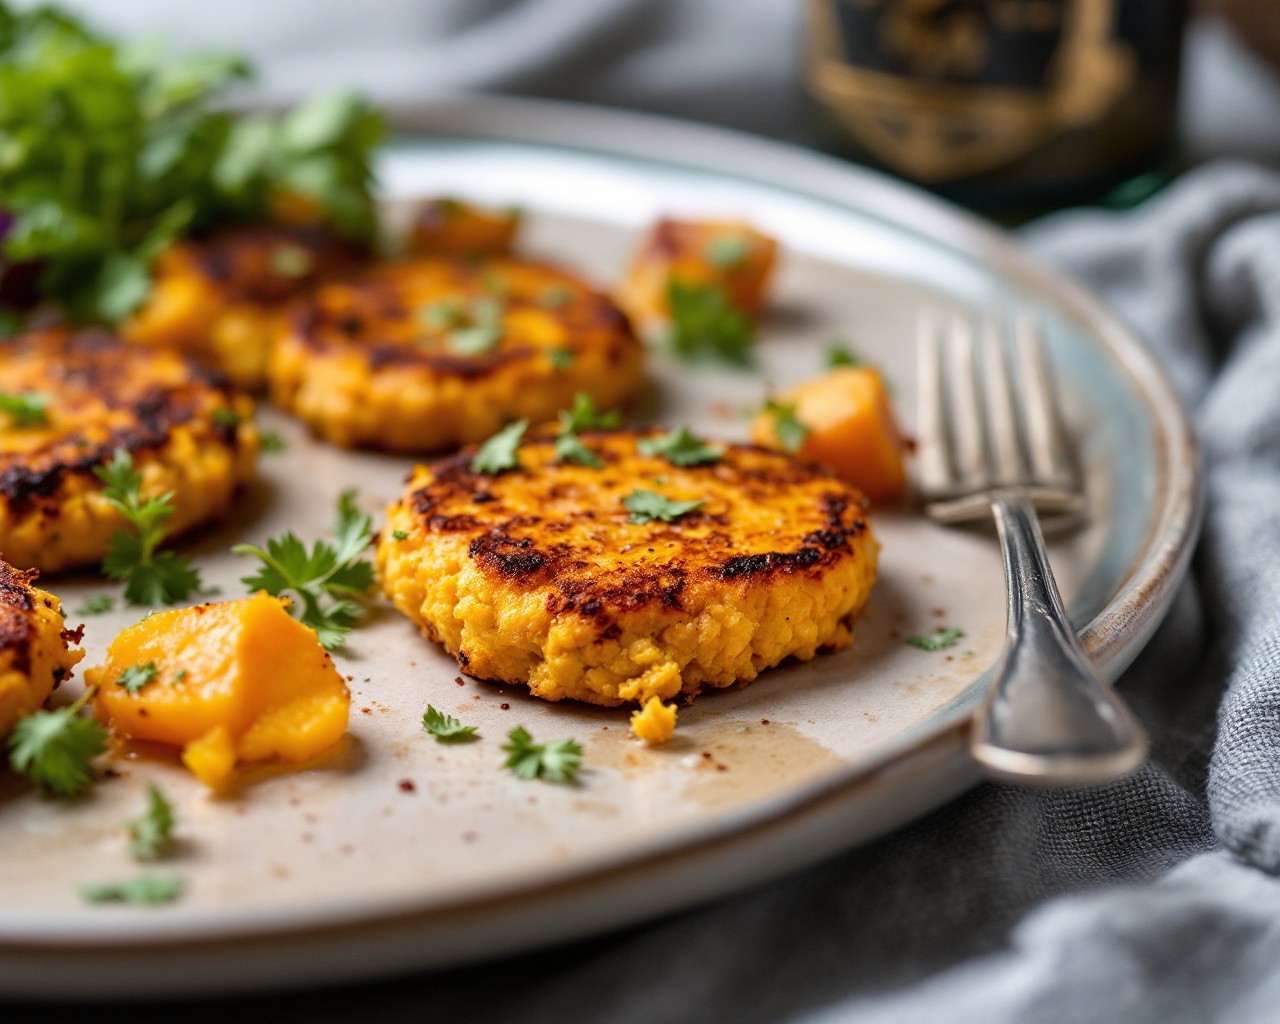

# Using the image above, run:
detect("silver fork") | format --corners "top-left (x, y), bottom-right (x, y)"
top-left (917, 312), bottom-right (1147, 785)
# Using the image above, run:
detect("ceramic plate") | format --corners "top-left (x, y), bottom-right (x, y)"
top-left (0, 98), bottom-right (1199, 999)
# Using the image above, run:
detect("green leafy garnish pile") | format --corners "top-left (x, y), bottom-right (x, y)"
top-left (905, 627), bottom-right (965, 651)
top-left (0, 2), bottom-right (384, 323)
top-left (233, 489), bottom-right (376, 650)
top-left (7, 686), bottom-right (107, 797)
top-left (128, 784), bottom-right (176, 860)
top-left (501, 726), bottom-right (583, 783)
top-left (665, 279), bottom-right (754, 367)
top-left (637, 427), bottom-right (722, 467)
top-left (94, 449), bottom-right (204, 606)
top-left (763, 399), bottom-right (810, 454)
top-left (0, 389), bottom-right (50, 427)
top-left (623, 489), bottom-right (705, 525)
top-left (422, 705), bottom-right (479, 743)
top-left (472, 420), bottom-right (528, 475)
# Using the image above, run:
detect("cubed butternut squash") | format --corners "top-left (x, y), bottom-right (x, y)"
top-left (408, 198), bottom-right (521, 257)
top-left (752, 366), bottom-right (907, 504)
top-left (619, 219), bottom-right (778, 327)
top-left (86, 593), bottom-right (350, 791)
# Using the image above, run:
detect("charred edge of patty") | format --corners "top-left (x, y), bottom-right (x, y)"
top-left (186, 224), bottom-right (371, 302)
top-left (0, 562), bottom-right (39, 672)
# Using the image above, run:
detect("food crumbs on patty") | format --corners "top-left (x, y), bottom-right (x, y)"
top-left (377, 426), bottom-right (879, 729)
top-left (630, 696), bottom-right (677, 745)
top-left (0, 328), bottom-right (259, 574)
top-left (121, 224), bottom-right (369, 391)
top-left (0, 558), bottom-right (85, 738)
top-left (269, 254), bottom-right (644, 452)
top-left (85, 593), bottom-right (351, 792)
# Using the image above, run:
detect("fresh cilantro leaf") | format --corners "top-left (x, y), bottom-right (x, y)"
top-left (7, 689), bottom-right (107, 798)
top-left (74, 595), bottom-right (117, 616)
top-left (269, 244), bottom-right (313, 277)
top-left (637, 427), bottom-right (723, 467)
top-left (825, 343), bottom-right (862, 368)
top-left (259, 431), bottom-right (287, 453)
top-left (116, 662), bottom-right (159, 695)
top-left (501, 726), bottom-right (583, 783)
top-left (422, 705), bottom-right (479, 743)
top-left (471, 420), bottom-right (527, 475)
top-left (905, 627), bottom-right (965, 652)
top-left (623, 489), bottom-right (704, 525)
top-left (391, 530), bottom-right (408, 541)
top-left (665, 280), bottom-right (754, 367)
top-left (537, 286), bottom-right (572, 308)
top-left (94, 449), bottom-right (204, 606)
top-left (81, 874), bottom-right (185, 906)
top-left (558, 393), bottom-right (622, 434)
top-left (703, 232), bottom-right (751, 270)
top-left (547, 347), bottom-right (574, 370)
top-left (0, 390), bottom-right (50, 427)
top-left (128, 784), bottom-right (176, 860)
top-left (233, 490), bottom-right (375, 650)
top-left (764, 399), bottom-right (810, 454)
top-left (555, 432), bottom-right (603, 468)
top-left (211, 406), bottom-right (242, 429)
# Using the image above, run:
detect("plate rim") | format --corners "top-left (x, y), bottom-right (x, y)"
top-left (0, 95), bottom-right (1202, 993)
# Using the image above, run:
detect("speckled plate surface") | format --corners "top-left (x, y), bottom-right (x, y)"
top-left (0, 98), bottom-right (1199, 999)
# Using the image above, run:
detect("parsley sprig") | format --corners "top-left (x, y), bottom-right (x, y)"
top-left (0, 389), bottom-right (50, 427)
top-left (623, 489), bottom-right (705, 525)
top-left (472, 420), bottom-right (528, 475)
top-left (502, 726), bottom-right (583, 783)
top-left (637, 427), bottom-right (722, 467)
top-left (233, 490), bottom-right (376, 650)
top-left (422, 705), bottom-right (479, 743)
top-left (665, 279), bottom-right (754, 367)
top-left (116, 662), bottom-right (159, 695)
top-left (763, 399), bottom-right (810, 454)
top-left (128, 784), bottom-right (176, 860)
top-left (7, 685), bottom-right (107, 797)
top-left (94, 449), bottom-right (204, 606)
top-left (553, 392), bottom-right (621, 468)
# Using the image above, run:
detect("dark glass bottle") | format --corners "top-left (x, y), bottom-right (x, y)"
top-left (804, 0), bottom-right (1188, 216)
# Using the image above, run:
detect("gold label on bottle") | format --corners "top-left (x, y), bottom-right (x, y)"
top-left (807, 0), bottom-right (1137, 183)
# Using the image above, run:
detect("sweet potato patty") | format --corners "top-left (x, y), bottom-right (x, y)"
top-left (122, 224), bottom-right (369, 390)
top-left (377, 429), bottom-right (879, 707)
top-left (0, 559), bottom-right (84, 737)
top-left (269, 255), bottom-right (645, 452)
top-left (0, 329), bottom-right (258, 573)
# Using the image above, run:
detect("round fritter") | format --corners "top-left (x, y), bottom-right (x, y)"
top-left (0, 329), bottom-right (258, 573)
top-left (377, 429), bottom-right (879, 707)
top-left (269, 255), bottom-right (645, 452)
top-left (0, 559), bottom-right (84, 737)
top-left (121, 224), bottom-right (369, 390)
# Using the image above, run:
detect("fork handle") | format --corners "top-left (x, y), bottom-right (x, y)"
top-left (972, 491), bottom-right (1148, 785)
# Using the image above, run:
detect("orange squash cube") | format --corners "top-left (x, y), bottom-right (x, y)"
top-left (752, 367), bottom-right (907, 504)
top-left (86, 593), bottom-right (350, 791)
top-left (407, 198), bottom-right (522, 257)
top-left (619, 219), bottom-right (778, 327)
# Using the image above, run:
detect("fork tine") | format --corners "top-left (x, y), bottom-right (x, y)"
top-left (978, 313), bottom-right (1030, 488)
top-left (915, 314), bottom-right (956, 496)
top-left (941, 315), bottom-right (986, 493)
top-left (1014, 314), bottom-right (1079, 492)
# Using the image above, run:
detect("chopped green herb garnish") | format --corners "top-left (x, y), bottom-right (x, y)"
top-left (446, 324), bottom-right (502, 356)
top-left (637, 427), bottom-right (723, 467)
top-left (0, 390), bottom-right (51, 427)
top-left (173, 669), bottom-right (187, 682)
top-left (502, 726), bottom-right (583, 783)
top-left (416, 300), bottom-right (465, 330)
top-left (269, 244), bottom-right (313, 278)
top-left (623, 489), bottom-right (704, 525)
top-left (116, 662), bottom-right (159, 695)
top-left (825, 343), bottom-right (862, 368)
top-left (471, 420), bottom-right (528, 475)
top-left (558, 392), bottom-right (622, 434)
top-left (555, 432), bottom-right (603, 468)
top-left (259, 431), bottom-right (287, 453)
top-left (905, 627), bottom-right (965, 651)
top-left (547, 347), bottom-right (574, 370)
top-left (763, 399), bottom-right (809, 454)
top-left (537, 286), bottom-right (572, 308)
top-left (703, 232), bottom-right (752, 270)
top-left (211, 407), bottom-right (242, 429)
top-left (74, 595), bottom-right (116, 616)
top-left (81, 874), bottom-right (185, 906)
top-left (233, 490), bottom-right (376, 650)
top-left (7, 686), bottom-right (107, 797)
top-left (128, 784), bottom-right (176, 861)
top-left (391, 530), bottom-right (408, 541)
top-left (422, 705), bottom-right (479, 743)
top-left (95, 449), bottom-right (204, 606)
top-left (666, 280), bottom-right (754, 367)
